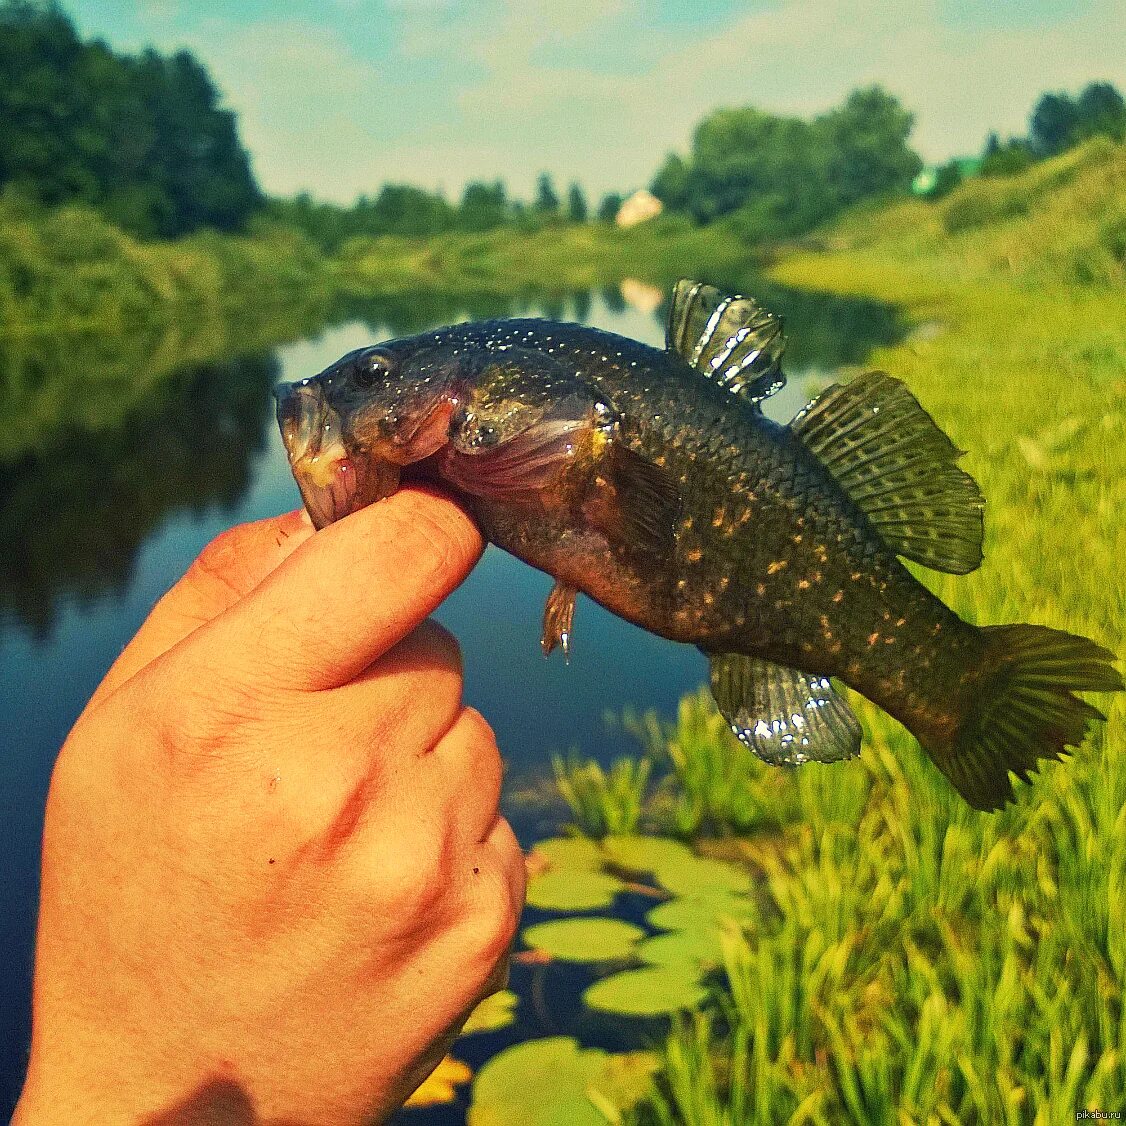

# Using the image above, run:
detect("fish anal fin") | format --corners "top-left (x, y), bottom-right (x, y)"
top-left (791, 371), bottom-right (985, 575)
top-left (542, 580), bottom-right (578, 661)
top-left (666, 279), bottom-right (787, 408)
top-left (708, 653), bottom-right (862, 766)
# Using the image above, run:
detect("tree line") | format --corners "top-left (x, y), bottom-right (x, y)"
top-left (649, 87), bottom-right (922, 240)
top-left (2, 1), bottom-right (1123, 245)
top-left (927, 81), bottom-right (1126, 197)
top-left (266, 175), bottom-right (623, 251)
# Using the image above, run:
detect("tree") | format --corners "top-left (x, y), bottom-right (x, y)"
top-left (650, 153), bottom-right (690, 210)
top-left (0, 0), bottom-right (261, 236)
top-left (1031, 91), bottom-right (1083, 156)
top-left (644, 87), bottom-right (922, 240)
top-left (458, 179), bottom-right (508, 231)
top-left (1030, 81), bottom-right (1125, 157)
top-left (1077, 82), bottom-right (1126, 142)
top-left (566, 182), bottom-right (587, 222)
top-left (534, 172), bottom-right (560, 216)
top-left (596, 192), bottom-right (622, 223)
top-left (980, 132), bottom-right (1035, 178)
top-left (817, 86), bottom-right (922, 207)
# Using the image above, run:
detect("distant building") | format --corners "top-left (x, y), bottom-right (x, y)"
top-left (912, 157), bottom-right (982, 195)
top-left (615, 189), bottom-right (663, 227)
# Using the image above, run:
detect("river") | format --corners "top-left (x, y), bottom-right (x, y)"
top-left (0, 279), bottom-right (901, 1114)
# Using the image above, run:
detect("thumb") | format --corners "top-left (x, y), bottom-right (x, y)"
top-left (189, 487), bottom-right (483, 693)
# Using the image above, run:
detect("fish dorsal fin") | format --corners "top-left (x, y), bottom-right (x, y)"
top-left (791, 371), bottom-right (985, 575)
top-left (667, 279), bottom-right (786, 408)
top-left (709, 653), bottom-right (861, 766)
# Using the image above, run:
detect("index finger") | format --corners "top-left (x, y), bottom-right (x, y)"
top-left (197, 486), bottom-right (483, 691)
top-left (86, 509), bottom-right (313, 713)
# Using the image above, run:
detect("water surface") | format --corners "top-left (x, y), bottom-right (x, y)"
top-left (0, 281), bottom-right (901, 1110)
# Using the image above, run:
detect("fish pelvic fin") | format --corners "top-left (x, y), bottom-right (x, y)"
top-left (708, 652), bottom-right (862, 766)
top-left (920, 624), bottom-right (1123, 810)
top-left (790, 371), bottom-right (985, 575)
top-left (666, 280), bottom-right (787, 408)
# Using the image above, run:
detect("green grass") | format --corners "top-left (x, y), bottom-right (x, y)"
top-left (548, 141), bottom-right (1125, 1125)
top-left (334, 214), bottom-right (758, 299)
top-left (0, 192), bottom-right (334, 337)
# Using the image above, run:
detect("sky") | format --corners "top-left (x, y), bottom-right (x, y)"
top-left (67, 0), bottom-right (1126, 205)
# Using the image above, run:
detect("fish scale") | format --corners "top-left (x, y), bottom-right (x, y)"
top-left (275, 280), bottom-right (1121, 809)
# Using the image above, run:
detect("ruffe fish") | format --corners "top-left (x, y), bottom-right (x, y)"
top-left (274, 280), bottom-right (1122, 809)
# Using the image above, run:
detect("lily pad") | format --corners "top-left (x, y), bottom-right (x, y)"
top-left (637, 928), bottom-right (724, 969)
top-left (530, 836), bottom-right (604, 871)
top-left (525, 869), bottom-right (622, 912)
top-left (647, 892), bottom-right (754, 932)
top-left (652, 853), bottom-right (752, 898)
top-left (602, 834), bottom-right (695, 875)
top-left (462, 989), bottom-right (518, 1035)
top-left (523, 918), bottom-right (644, 963)
top-left (584, 965), bottom-right (708, 1017)
top-left (468, 1037), bottom-right (652, 1126)
top-left (406, 1054), bottom-right (472, 1107)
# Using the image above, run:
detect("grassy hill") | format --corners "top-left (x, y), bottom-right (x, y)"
top-left (613, 138), bottom-right (1126, 1123)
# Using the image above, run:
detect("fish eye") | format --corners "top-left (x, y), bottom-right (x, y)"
top-left (353, 349), bottom-right (396, 389)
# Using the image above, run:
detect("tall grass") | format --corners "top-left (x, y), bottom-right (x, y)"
top-left (0, 192), bottom-right (334, 337)
top-left (605, 140), bottom-right (1126, 1124)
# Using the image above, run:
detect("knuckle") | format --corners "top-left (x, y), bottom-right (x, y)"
top-left (461, 865), bottom-right (522, 974)
top-left (367, 824), bottom-right (450, 923)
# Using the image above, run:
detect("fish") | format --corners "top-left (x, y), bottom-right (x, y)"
top-left (274, 279), bottom-right (1122, 810)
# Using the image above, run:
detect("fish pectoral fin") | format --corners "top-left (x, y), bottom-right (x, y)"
top-left (665, 279), bottom-right (787, 408)
top-left (542, 580), bottom-right (578, 661)
top-left (585, 442), bottom-right (682, 558)
top-left (790, 371), bottom-right (985, 575)
top-left (708, 653), bottom-right (862, 767)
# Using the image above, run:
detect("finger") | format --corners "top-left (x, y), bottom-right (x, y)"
top-left (418, 708), bottom-right (504, 846)
top-left (87, 510), bottom-right (313, 711)
top-left (317, 621), bottom-right (464, 767)
top-left (197, 486), bottom-right (483, 692)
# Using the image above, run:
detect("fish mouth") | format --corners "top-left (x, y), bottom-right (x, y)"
top-left (274, 380), bottom-right (400, 529)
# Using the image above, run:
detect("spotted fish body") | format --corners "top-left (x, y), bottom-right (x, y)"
top-left (275, 281), bottom-right (1121, 809)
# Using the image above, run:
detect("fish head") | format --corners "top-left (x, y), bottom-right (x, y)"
top-left (274, 340), bottom-right (464, 528)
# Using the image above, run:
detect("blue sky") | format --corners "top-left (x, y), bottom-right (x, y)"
top-left (68, 0), bottom-right (1126, 204)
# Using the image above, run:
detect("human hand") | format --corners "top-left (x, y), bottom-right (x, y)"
top-left (15, 488), bottom-right (524, 1125)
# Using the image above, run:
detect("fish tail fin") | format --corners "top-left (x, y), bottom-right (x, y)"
top-left (919, 624), bottom-right (1122, 810)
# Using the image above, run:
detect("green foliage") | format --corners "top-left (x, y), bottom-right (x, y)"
top-left (597, 191), bottom-right (623, 223)
top-left (461, 990), bottom-right (519, 1036)
top-left (651, 86), bottom-right (921, 242)
top-left (552, 753), bottom-right (651, 837)
top-left (567, 183), bottom-right (589, 223)
top-left (535, 172), bottom-right (561, 217)
top-left (925, 159), bottom-right (963, 199)
top-left (523, 918), bottom-right (644, 963)
top-left (980, 132), bottom-right (1037, 178)
top-left (459, 180), bottom-right (510, 233)
top-left (522, 834), bottom-right (755, 1020)
top-left (524, 867), bottom-right (624, 912)
top-left (0, 191), bottom-right (331, 336)
top-left (0, 0), bottom-right (261, 236)
top-left (1031, 81), bottom-right (1126, 156)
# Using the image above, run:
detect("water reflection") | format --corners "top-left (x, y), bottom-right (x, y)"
top-left (0, 350), bottom-right (280, 636)
top-left (0, 281), bottom-right (899, 635)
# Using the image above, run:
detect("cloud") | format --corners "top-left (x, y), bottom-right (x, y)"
top-left (68, 0), bottom-right (1126, 203)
